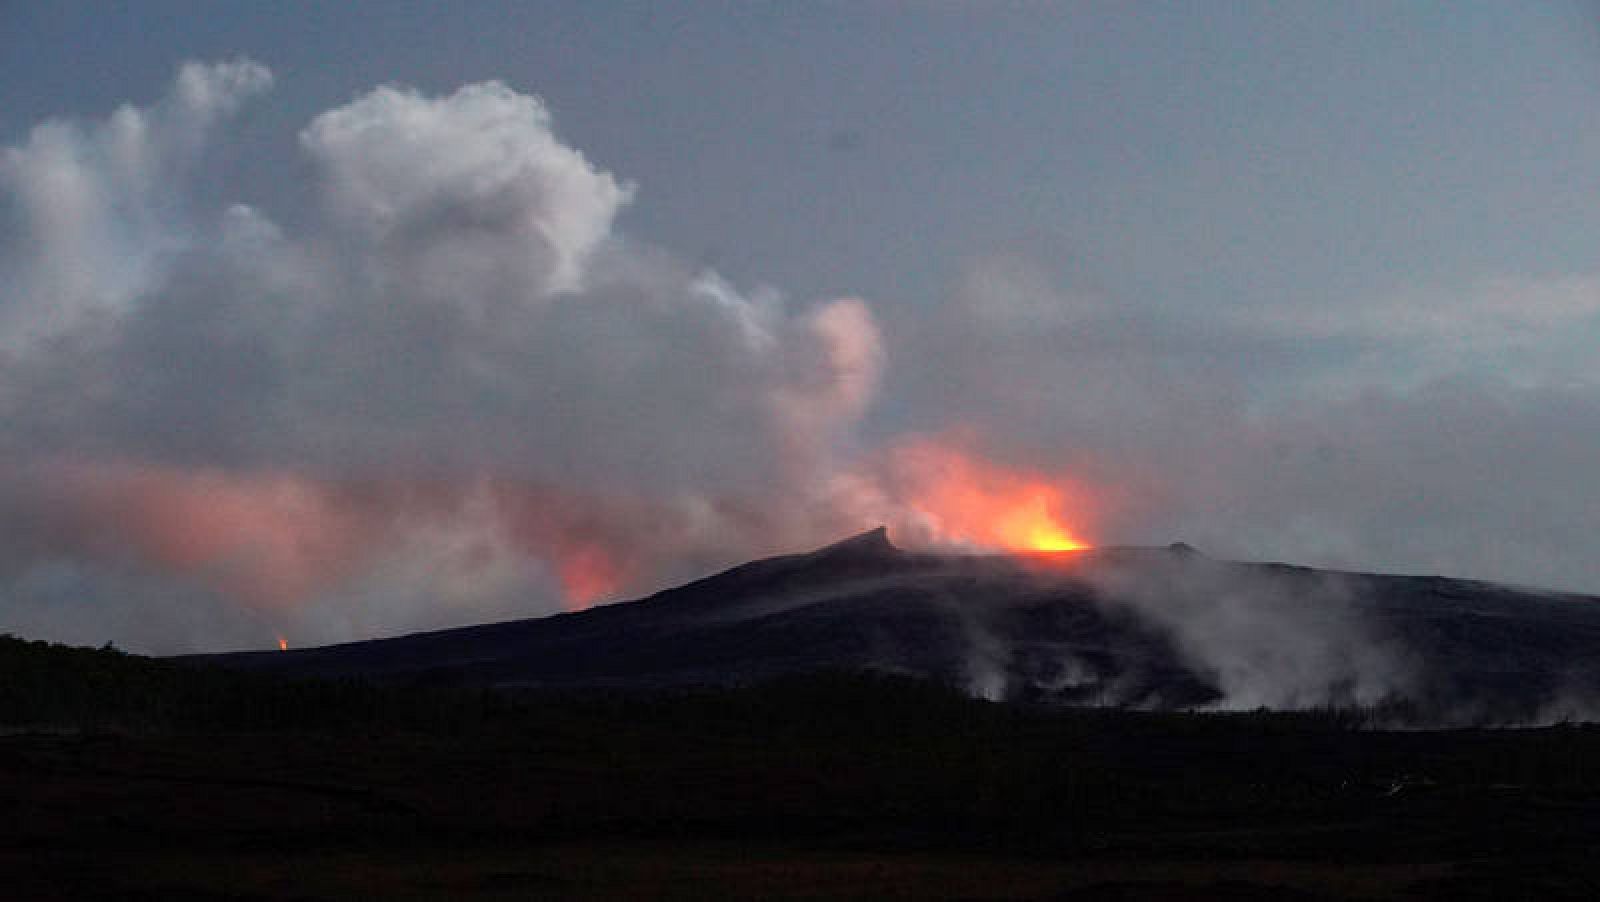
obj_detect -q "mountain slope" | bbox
[189,528,1600,721]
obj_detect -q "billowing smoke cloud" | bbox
[0,62,888,650]
[0,60,274,347]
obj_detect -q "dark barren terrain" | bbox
[7,532,1600,899]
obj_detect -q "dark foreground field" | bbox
[5,637,1600,900]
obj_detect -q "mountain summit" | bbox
[817,525,897,556]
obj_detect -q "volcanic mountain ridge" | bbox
[190,528,1600,722]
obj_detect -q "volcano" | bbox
[191,529,1600,722]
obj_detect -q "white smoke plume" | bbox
[0,61,884,650]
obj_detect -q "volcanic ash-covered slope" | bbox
[190,528,1600,721]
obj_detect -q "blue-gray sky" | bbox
[4,2,1600,652]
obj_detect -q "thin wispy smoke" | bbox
[1080,555,1415,710]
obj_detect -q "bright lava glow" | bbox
[891,438,1091,553]
[277,635,288,651]
[1003,492,1089,552]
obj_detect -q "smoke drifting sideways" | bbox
[0,61,1098,653]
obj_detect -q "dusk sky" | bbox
[4,2,1600,653]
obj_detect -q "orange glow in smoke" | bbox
[889,438,1090,553]
[54,461,369,609]
[555,544,622,609]
[277,635,288,652]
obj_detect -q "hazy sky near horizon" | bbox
[4,2,1600,652]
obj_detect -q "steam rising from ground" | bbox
[923,550,1413,712]
[1081,555,1413,710]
